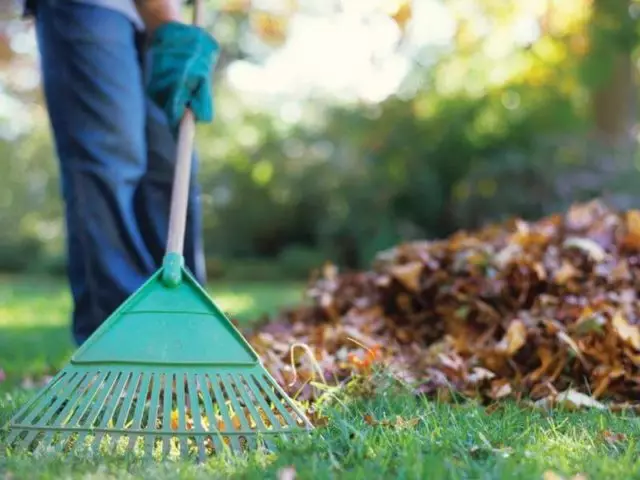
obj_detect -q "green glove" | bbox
[146,22,220,132]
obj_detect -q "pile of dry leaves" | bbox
[245,200,640,409]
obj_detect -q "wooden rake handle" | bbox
[165,0,205,257]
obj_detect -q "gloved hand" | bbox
[146,22,220,132]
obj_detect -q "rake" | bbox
[3,0,313,462]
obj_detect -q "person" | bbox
[20,0,219,346]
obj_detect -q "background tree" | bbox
[1,0,640,277]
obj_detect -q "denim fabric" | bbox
[33,0,207,346]
[23,0,142,28]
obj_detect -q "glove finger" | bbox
[190,82,213,122]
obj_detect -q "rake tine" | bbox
[232,374,271,451]
[186,373,207,463]
[220,374,255,450]
[65,371,109,427]
[209,374,241,453]
[18,372,91,451]
[252,374,298,429]
[126,372,152,453]
[8,371,66,426]
[144,373,163,459]
[5,372,73,446]
[67,371,116,454]
[243,375,282,451]
[14,372,78,427]
[57,372,109,452]
[161,373,174,458]
[32,372,95,453]
[52,371,116,454]
[199,374,226,456]
[264,373,313,429]
[244,375,282,430]
[110,371,142,453]
[175,373,189,458]
[92,371,130,453]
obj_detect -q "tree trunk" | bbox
[589,0,637,153]
[591,52,636,149]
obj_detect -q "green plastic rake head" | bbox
[3,256,312,461]
[3,0,312,461]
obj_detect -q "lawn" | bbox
[1,276,639,480]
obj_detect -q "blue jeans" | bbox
[34,0,207,346]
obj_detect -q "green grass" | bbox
[1,276,639,479]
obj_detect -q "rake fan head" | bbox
[3,263,313,461]
[4,364,311,461]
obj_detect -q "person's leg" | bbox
[34,0,154,345]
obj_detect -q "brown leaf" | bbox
[489,379,512,399]
[390,261,423,292]
[620,210,640,250]
[611,311,640,351]
[553,261,579,285]
[364,414,419,429]
[601,430,627,445]
[498,320,527,355]
[0,368,5,383]
[246,200,640,410]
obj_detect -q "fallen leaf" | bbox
[601,430,627,445]
[170,410,179,430]
[390,261,423,292]
[489,379,512,399]
[363,414,419,429]
[555,390,606,410]
[563,237,606,262]
[468,367,496,383]
[620,210,640,250]
[611,311,640,350]
[244,200,640,410]
[498,320,527,355]
[626,210,640,236]
[363,414,376,425]
[553,261,579,285]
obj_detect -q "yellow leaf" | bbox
[626,210,640,236]
[499,320,527,355]
[390,261,423,292]
[612,311,640,351]
[553,261,578,285]
[170,410,179,430]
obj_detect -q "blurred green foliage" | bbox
[2,0,640,279]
